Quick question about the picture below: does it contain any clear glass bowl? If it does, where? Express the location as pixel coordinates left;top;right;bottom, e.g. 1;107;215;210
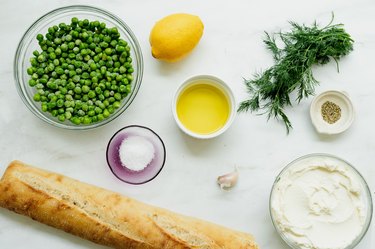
269;153;373;249
14;5;143;130
106;125;166;185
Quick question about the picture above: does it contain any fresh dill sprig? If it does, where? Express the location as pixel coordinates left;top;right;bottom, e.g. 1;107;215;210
238;13;354;133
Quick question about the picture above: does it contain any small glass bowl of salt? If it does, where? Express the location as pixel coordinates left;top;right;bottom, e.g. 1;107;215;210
106;125;166;184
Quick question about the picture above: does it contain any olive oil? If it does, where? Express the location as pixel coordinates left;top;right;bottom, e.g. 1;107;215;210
176;82;230;134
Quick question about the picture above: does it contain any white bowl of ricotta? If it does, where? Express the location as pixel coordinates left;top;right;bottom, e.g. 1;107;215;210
269;153;372;249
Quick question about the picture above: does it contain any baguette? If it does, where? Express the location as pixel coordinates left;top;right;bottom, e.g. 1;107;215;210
0;161;258;249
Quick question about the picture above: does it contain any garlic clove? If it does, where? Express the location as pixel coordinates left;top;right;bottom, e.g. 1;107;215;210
217;167;239;190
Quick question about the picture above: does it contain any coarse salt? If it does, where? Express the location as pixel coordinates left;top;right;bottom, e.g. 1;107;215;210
119;136;155;171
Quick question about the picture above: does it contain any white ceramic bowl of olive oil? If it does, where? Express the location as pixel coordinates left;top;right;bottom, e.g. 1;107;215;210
172;75;236;139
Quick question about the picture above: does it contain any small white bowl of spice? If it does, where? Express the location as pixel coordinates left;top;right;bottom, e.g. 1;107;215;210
310;90;355;135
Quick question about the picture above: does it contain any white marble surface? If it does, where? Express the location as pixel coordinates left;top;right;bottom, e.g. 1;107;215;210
0;0;374;248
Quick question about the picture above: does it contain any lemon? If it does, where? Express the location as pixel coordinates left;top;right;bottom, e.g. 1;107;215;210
149;13;204;62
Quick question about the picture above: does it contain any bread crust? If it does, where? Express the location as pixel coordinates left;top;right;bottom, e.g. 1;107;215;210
0;161;258;249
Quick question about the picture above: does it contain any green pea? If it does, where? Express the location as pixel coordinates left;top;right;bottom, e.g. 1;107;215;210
36;34;44;42
33;93;41;102
83;116;92;124
93;106;102;114
82;85;90;93
104;48;112;55
127;74;133;82
30;57;38;67
113;101;121;109
81;103;88;111
54;38;62;45
37;54;46;62
81;63;89;71
90;62;97;70
80;49;88;56
71;17;78;24
95;100;104;107
60;87;68;94
114;92;122;100
100;66;107;74
66;107;74;113
68;42;75;49
94;46;102;53
47;64;55;72
88;90;96;99
82;95;89;102
95;86;102;94
118;39;127;47
67;82;75;90
101;99;109;107
58;114;66;122
111;85;118;91
27;67;34;75
91;77;98;84
29;79;37;87
114;62;121;68
72;30;79;39
71;117;81;125
48;101;57;110
87;110;95;117
72;75;80;82
82;72;89;79
94;93;102;101
46;81;57;90
36;83;44;89
50;109;58;117
107;106;114;114
103;109;110;118
82;19;89;26
100;41;109;48
110;40;117;47
108;96;115;103
72;47;79;54
116;46;125;52
119;85;127;93
103;36;111;43
74;61;82;68
49;52;56;60
65;111;72;120
56;67;64;75
77;110;85;116
97;114;104;121
60;43;68;51
115;74;123;82
74;86;82;94
41;103;48;112
48;27;55;34
66;34;73;41
102;90;110;98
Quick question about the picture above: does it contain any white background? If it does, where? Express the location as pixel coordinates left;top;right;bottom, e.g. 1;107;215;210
0;0;374;248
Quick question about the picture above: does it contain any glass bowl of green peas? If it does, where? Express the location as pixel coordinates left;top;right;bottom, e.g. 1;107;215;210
14;5;143;129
